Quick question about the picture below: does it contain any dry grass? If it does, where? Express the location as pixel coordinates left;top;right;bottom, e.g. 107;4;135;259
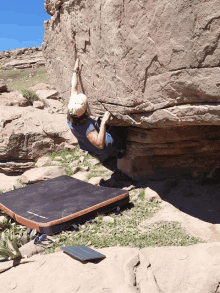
0;67;48;91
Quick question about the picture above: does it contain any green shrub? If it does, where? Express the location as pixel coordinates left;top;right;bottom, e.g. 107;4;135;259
0;231;22;261
21;89;39;105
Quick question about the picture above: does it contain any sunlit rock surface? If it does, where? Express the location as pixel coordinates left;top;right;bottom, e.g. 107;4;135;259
43;0;220;179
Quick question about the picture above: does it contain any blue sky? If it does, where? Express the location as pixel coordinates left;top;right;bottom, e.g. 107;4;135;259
0;1;50;52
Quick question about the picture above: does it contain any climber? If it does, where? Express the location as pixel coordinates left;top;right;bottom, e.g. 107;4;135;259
67;58;127;169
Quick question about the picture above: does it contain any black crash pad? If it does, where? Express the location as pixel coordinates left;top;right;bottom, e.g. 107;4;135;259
0;175;129;235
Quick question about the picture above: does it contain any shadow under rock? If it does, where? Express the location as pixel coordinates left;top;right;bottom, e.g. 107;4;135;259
136;175;220;225
101;155;220;224
100;168;137;189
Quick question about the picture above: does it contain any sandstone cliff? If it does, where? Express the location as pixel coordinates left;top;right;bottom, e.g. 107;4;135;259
43;0;220;179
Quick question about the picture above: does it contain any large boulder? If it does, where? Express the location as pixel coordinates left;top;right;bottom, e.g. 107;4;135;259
43;0;220;179
0;106;78;174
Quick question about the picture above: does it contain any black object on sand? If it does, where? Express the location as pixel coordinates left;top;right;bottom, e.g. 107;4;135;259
61;245;106;262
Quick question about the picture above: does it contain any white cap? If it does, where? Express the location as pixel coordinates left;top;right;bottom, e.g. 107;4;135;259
67;93;87;117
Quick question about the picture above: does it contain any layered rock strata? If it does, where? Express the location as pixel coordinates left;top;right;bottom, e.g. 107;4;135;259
43;0;220;179
0;47;45;69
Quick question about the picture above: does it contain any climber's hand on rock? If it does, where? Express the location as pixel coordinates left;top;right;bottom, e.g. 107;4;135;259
74;58;79;70
102;111;112;125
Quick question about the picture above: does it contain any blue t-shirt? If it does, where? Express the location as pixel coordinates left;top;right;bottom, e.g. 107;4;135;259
67;117;116;161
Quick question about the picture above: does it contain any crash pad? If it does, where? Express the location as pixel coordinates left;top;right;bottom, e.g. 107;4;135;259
0;175;129;235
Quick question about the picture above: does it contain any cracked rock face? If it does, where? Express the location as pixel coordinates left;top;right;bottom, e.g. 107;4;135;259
43;0;220;179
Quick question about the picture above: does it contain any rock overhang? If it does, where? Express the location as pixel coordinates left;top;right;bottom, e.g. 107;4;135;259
42;0;220;179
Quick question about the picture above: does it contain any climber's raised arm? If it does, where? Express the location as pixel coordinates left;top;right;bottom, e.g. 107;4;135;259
67;57;127;170
71;58;79;95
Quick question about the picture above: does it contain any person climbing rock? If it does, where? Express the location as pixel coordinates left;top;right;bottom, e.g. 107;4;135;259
67;58;127;170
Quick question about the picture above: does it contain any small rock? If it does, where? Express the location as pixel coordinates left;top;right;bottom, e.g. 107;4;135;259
96;166;109;172
72;166;80;175
65;155;73;160
50;161;62;166
35;157;51;167
21;166;66;184
72;172;89;181
78;149;88;155
72;159;80;165
122;185;135;191
88;177;103;185
52;238;60;244
45;99;64;111
83;166;90;171
29;83;53;92
0;174;22;192
79;156;85;163
36;89;59;100
64;143;77;150
0;215;6;223
33;100;44;109
54;156;63;161
55;247;62;253
132;194;139;201
145;187;162;202
103;216;115;224
88;158;100;166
